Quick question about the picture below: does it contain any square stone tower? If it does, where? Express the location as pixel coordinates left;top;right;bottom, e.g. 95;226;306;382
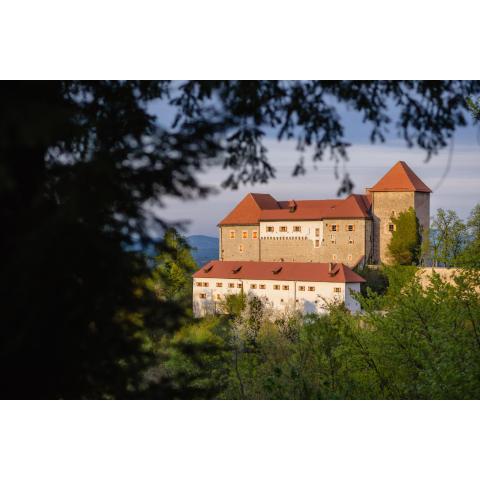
368;161;431;264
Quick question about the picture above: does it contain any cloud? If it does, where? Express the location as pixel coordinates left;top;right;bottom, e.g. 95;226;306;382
152;139;480;236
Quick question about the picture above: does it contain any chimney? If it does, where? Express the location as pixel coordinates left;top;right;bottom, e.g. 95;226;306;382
288;200;297;213
328;262;335;276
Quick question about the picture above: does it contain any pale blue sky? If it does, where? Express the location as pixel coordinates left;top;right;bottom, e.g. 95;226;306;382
149;101;480;237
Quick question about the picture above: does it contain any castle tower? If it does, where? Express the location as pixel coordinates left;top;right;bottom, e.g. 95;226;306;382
368;161;431;264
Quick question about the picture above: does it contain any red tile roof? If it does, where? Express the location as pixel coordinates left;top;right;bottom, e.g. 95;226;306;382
193;260;366;283
218;193;279;226
368;161;432;193
219;193;371;225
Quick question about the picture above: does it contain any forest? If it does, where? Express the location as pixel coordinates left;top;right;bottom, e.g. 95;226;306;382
149;204;480;399
1;81;479;399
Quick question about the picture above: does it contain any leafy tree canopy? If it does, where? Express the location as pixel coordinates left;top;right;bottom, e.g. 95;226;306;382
1;80;479;398
387;208;421;265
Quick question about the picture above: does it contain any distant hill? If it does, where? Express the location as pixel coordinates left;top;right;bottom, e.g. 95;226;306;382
187;235;219;267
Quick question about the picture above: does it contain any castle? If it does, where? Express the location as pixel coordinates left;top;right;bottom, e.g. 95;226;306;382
217;161;431;267
192;162;431;316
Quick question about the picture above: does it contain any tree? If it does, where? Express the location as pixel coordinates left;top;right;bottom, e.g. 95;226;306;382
456;204;480;268
430;208;467;267
148;228;197;308
2;80;480;398
387;208;421;265
466;97;480;120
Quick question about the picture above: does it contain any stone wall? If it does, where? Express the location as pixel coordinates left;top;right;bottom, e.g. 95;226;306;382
372;191;415;264
260;218;370;267
414;192;431;238
220;225;260;261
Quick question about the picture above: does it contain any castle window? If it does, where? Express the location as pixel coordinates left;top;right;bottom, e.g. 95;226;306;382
242;231;248;239
199;293;206;299
229;230;235;239
216;282;223;287
259;284;266;289
293;226;301;232
203;282;209;287
280;226;288;232
239;244;244;252
273;285;280;290
388;224;395;232
332;254;337;261
331;224;338;232
282;285;289;290
308;286;315;292
280;299;284;302
315;239;320;247
252;231;258;239
347;224;355;232
315;228;320;237
334;287;342;293
266;226;274;232
348;237;354;244
228;283;235;288
195;282;202;287
237;283;242;288
298;286;305;291
250;284;257;289
330;234;336;244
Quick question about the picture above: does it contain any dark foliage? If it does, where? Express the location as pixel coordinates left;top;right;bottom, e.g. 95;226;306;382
1;80;479;398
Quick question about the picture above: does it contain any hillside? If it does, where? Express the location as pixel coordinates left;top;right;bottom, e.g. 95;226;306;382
187;235;219;266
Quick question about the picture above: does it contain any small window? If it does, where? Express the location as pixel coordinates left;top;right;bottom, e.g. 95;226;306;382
388;224;395;232
347;224;355;232
216;282;223;287
296;299;299;303
259;284;266;290
334;287;342;293
273;285;280;290
331;224;338;232
298;286;305;291
315;239;320;247
203;282;209;287
241;231;248;239
308;286;315;292
229;230;235;239
347;254;353;261
250;284;257;289
330;234;336;244
280;299;284;303
195;282;202;287
293;226;301;232
228;283;235;288
349;237;354;244
266;226;274;232
239;244;244;252
315;228;320;237
252;231;258;239
314;300;318;304
282;285;289;290
332;254;337;261
280;226;288;232
237;283;242;288
199;293;207;299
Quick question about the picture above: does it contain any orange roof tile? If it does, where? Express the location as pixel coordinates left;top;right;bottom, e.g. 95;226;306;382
369;161;432;193
193;260;366;283
218;193;279;226
219;194;371;225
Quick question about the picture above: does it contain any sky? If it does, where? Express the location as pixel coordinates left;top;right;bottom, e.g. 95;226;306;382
150;101;480;237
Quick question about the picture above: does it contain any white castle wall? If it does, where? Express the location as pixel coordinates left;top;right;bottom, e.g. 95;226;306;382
193;276;362;317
